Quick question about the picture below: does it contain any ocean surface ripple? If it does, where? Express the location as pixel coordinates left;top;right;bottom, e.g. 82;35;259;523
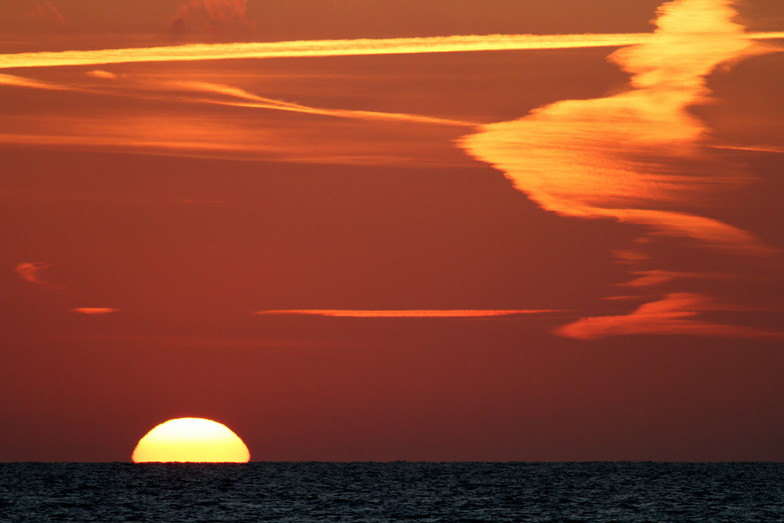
1;462;783;521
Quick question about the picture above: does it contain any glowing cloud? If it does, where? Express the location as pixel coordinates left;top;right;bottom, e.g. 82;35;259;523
1;29;781;70
0;72;475;128
0;33;654;70
14;262;67;290
557;293;784;340
458;0;784;339
619;270;731;288
255;309;554;318
71;308;119;315
460;0;775;253
0;73;71;91
140;78;477;126
86;70;118;79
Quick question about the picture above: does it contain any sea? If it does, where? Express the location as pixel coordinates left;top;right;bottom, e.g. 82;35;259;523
1;462;783;521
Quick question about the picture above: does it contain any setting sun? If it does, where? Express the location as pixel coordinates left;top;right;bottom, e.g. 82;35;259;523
131;418;251;463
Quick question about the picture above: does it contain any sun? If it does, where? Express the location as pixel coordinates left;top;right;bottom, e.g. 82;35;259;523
131;417;251;463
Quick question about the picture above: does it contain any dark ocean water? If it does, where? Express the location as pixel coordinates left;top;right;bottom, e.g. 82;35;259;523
1;462;783;522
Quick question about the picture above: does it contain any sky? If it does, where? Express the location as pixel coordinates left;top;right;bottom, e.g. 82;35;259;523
1;0;783;462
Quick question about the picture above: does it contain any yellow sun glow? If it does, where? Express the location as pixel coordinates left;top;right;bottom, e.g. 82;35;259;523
131;417;251;463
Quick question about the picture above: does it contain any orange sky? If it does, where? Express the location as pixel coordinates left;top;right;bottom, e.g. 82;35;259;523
2;0;784;462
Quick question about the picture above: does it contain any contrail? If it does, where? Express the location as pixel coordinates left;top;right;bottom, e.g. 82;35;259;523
1;32;782;70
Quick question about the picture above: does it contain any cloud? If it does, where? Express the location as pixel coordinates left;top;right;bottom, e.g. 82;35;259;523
458;0;781;255
710;144;784;154
557;293;784;340
25;1;67;26
14;262;67;290
0;69;476;166
86;70;118;80
619;270;732;288
0;110;469;167
71;308;119;315
0;73;71;91
455;0;784;338
1;71;475;128
3;31;781;70
170;0;257;36
255;309;555;318
136;78;478;126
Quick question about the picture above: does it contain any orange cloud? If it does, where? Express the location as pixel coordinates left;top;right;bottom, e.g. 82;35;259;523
459;0;780;255
619;270;733;288
14;262;52;285
1;27;781;70
15;262;65;288
14;261;69;291
0;73;71;91
86;70;118;79
0;33;648;69
0;110;466;167
455;0;784;339
710;144;784;154
3;31;781;71
557;293;784;340
71;308;119;315
1;71;475;128
136;78;477;126
255;309;555;318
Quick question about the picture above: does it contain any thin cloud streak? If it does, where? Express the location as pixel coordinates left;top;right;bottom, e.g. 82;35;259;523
557;293;784;340
619;270;733;288
256;309;555;318
0;73;72;90
71;308;119;315
710;144;784;154
1;32;781;70
15;262;53;285
150;79;478;126
14;262;67;290
0;72;476;127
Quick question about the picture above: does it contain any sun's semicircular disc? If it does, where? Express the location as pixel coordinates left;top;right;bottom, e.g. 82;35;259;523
131;417;251;463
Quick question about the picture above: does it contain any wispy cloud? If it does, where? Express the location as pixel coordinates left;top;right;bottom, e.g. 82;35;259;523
136;78;478;126
1;71;476;127
557;293;784;340
0;113;467;167
710;144;784;154
2;31;781;70
256;309;555;318
86;70;118;80
0;70;475;164
170;0;257;36
25;1;67;26
14;262;67;290
71;307;119;315
458;0;784;338
460;0;777;254
619;270;732;288
0;73;71;91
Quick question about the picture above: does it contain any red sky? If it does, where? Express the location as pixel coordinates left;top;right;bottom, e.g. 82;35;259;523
1;0;783;462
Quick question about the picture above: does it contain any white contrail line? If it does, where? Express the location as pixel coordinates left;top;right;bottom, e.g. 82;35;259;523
2;32;781;70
